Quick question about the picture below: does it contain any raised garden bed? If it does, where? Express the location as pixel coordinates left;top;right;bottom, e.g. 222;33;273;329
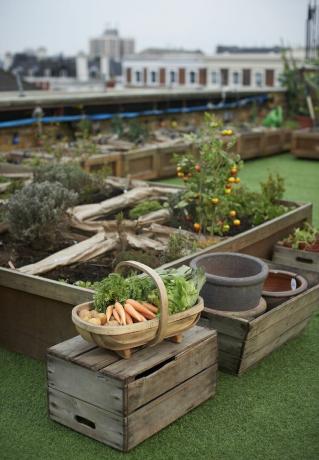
292;128;319;159
261;129;283;157
235;131;264;160
0;199;312;360
199;260;319;374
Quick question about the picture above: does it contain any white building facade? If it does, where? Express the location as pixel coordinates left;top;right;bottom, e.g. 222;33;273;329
123;48;305;92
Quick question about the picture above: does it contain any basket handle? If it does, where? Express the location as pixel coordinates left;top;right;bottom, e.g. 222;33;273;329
114;260;169;347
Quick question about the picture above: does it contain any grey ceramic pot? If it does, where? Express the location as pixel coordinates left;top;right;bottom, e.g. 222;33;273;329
190;252;269;312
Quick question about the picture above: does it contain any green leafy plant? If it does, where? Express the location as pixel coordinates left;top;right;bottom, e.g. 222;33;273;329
7;181;77;245
163;231;197;263
111;115;125;137
33;163;108;203
260;173;285;203
126;119;149;145
172;113;242;235
283;223;318;249
129;200;162;219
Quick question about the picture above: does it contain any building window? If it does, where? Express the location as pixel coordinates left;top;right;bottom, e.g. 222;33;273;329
255;72;262;87
211;71;219;85
189;71;196;84
170;70;176;83
233;72;240;85
151;70;157;83
135;70;141;83
242;69;251;86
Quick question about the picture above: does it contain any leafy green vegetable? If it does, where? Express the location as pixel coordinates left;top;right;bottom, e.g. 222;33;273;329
92;265;205;314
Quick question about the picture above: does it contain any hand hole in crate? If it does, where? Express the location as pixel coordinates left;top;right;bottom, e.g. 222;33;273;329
134;356;175;380
75;415;96;430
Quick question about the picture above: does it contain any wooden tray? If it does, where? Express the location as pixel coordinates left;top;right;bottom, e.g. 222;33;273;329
72;260;203;358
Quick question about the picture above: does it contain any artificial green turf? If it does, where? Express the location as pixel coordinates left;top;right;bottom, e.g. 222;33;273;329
161;153;319;227
1;313;319;460
1;153;319;459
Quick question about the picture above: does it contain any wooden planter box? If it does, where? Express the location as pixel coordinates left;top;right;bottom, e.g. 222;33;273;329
281;128;293;152
157;141;193;178
273;244;319;272
199;261;319;375
0;200;312;360
292;129;319;159
123;145;159;180
47;326;217;451
261;129;283;157
82;153;123;177
236;131;264;160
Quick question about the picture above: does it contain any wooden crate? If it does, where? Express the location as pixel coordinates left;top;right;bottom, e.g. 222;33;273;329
82;153;123;177
236;131;264;160
123;145;159;180
261;129;283;156
292;129;319;159
47;326;217;452
199;261;319;375
273;244;319;272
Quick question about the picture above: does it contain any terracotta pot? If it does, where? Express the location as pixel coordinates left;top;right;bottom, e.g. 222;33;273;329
262;269;308;309
190;252;268;312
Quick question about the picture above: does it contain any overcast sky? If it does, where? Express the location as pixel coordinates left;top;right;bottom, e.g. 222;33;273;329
0;0;310;57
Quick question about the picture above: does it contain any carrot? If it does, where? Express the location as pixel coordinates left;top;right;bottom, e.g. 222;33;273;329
112;308;121;324
125;311;133;325
106;305;114;323
126;299;156;320
115;302;126;325
141;301;158;314
124;303;146;322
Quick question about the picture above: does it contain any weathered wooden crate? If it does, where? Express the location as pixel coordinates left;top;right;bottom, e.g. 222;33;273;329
236;131;264;160
261;129;283;156
123;145;159;180
199;261;319;375
273;244;319;272
292;129;319;159
47;326;217;452
82;153;123;176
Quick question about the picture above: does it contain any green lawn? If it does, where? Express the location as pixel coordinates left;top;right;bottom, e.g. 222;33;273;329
1;153;319;459
161;153;319;227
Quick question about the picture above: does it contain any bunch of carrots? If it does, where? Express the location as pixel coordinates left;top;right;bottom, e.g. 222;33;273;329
78;299;158;326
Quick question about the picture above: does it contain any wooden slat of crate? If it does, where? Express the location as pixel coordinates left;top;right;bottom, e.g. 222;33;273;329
48;387;125;451
47;326;217;451
273;244;319;272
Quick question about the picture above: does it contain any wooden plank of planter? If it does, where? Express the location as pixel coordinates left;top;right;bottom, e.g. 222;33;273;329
272;244;319;272
47;326;217;451
236;132;264;160
157;141;193;178
281;128;293;151
82;153;123;177
123;145;159;180
292;129;319;159
261;129;283;156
